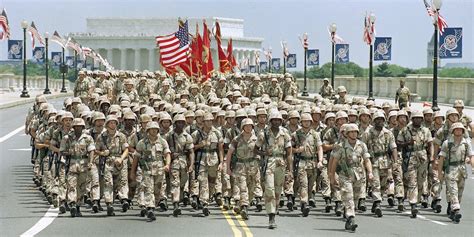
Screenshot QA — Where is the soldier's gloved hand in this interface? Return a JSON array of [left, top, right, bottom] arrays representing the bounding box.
[[465, 157, 471, 164], [218, 163, 223, 172], [164, 164, 170, 173], [317, 162, 323, 169], [87, 163, 93, 170], [102, 150, 110, 156]]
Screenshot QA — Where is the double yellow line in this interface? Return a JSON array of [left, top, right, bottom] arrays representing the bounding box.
[[221, 208, 253, 237]]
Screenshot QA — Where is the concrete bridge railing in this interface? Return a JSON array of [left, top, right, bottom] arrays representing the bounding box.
[[0, 74, 75, 93]]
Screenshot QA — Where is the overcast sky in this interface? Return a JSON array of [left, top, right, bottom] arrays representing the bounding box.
[[1, 0, 472, 69]]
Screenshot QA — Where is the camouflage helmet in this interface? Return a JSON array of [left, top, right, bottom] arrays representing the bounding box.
[[397, 110, 409, 118], [240, 118, 254, 130], [434, 111, 444, 119], [450, 122, 465, 133], [203, 113, 214, 121], [62, 112, 74, 121], [347, 109, 358, 117], [72, 118, 86, 127], [123, 111, 136, 120], [288, 110, 300, 119], [344, 124, 359, 134], [411, 110, 424, 119], [445, 109, 459, 118], [225, 110, 236, 118], [256, 108, 267, 116], [388, 111, 398, 119], [337, 86, 347, 93], [359, 108, 371, 117], [236, 109, 248, 118], [311, 107, 321, 114], [173, 114, 186, 123], [71, 97, 82, 104], [373, 111, 386, 121], [184, 110, 195, 118], [105, 115, 119, 125], [195, 109, 205, 117], [146, 121, 160, 131], [140, 114, 152, 123], [268, 111, 283, 120], [324, 112, 336, 121], [335, 111, 348, 121], [300, 113, 312, 121], [47, 117, 57, 124], [36, 95, 47, 103], [92, 112, 106, 122], [453, 100, 464, 108], [160, 112, 172, 122]]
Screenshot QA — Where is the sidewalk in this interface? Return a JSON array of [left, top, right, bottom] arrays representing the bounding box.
[[298, 93, 474, 119], [0, 90, 73, 109]]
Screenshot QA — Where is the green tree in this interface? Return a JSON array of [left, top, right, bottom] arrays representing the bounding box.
[[375, 62, 392, 77]]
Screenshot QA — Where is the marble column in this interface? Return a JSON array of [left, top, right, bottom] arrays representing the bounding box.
[[120, 48, 127, 70], [148, 48, 156, 71], [107, 48, 113, 66], [134, 48, 141, 70]]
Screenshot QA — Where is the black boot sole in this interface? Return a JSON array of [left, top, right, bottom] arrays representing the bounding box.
[[375, 208, 383, 217], [122, 202, 129, 212], [203, 207, 210, 216], [256, 204, 263, 212], [411, 209, 418, 218], [309, 200, 316, 208], [70, 207, 77, 218], [453, 213, 462, 224], [435, 204, 442, 213], [302, 207, 310, 217], [173, 208, 181, 217]]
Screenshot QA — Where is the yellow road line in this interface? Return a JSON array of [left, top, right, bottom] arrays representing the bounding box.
[[221, 208, 243, 237], [235, 214, 253, 237]]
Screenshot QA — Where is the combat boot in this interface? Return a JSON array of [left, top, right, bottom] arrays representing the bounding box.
[[173, 202, 181, 217], [324, 197, 332, 213], [433, 199, 442, 213], [240, 205, 249, 220], [421, 195, 428, 208], [159, 199, 168, 211], [374, 201, 383, 217], [106, 203, 115, 216], [309, 193, 316, 208], [191, 196, 198, 209], [121, 199, 129, 212], [334, 201, 342, 216], [357, 198, 366, 212], [345, 216, 358, 232], [215, 193, 223, 206], [65, 202, 70, 211], [182, 191, 190, 206], [451, 210, 462, 224], [446, 202, 451, 215], [279, 194, 285, 208], [255, 197, 263, 212], [387, 195, 395, 207], [76, 205, 82, 217], [301, 203, 310, 217], [92, 200, 99, 213], [140, 206, 147, 217], [410, 204, 418, 218], [69, 202, 77, 217], [286, 195, 294, 211], [202, 204, 210, 216], [147, 208, 156, 221], [52, 194, 58, 208], [59, 201, 66, 214], [233, 200, 241, 214], [98, 201, 104, 211], [268, 213, 277, 229], [397, 198, 404, 213], [222, 197, 230, 210]]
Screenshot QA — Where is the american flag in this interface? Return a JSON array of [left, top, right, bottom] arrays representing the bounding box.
[[263, 47, 272, 61], [0, 8, 10, 40], [28, 21, 44, 48], [281, 41, 289, 58], [298, 33, 309, 49], [51, 31, 68, 48], [81, 46, 92, 59], [66, 38, 82, 55], [423, 0, 448, 34], [328, 28, 344, 44], [363, 12, 376, 45], [255, 51, 260, 65], [156, 20, 191, 68]]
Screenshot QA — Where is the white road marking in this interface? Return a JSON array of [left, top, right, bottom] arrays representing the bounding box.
[[9, 148, 31, 151], [20, 206, 58, 237], [403, 211, 448, 226], [0, 125, 25, 143]]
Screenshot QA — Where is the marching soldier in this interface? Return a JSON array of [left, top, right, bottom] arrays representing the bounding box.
[[329, 124, 374, 232], [395, 79, 411, 109], [319, 78, 333, 99]]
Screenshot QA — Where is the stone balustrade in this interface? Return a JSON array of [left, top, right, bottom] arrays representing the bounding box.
[[296, 75, 474, 106], [0, 74, 75, 93]]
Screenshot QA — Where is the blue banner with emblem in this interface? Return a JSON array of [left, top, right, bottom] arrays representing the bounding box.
[[249, 65, 256, 73], [271, 58, 281, 71], [286, 54, 296, 68], [66, 56, 75, 68], [76, 59, 84, 69], [335, 44, 349, 64], [259, 61, 268, 73], [51, 52, 63, 67], [7, 40, 23, 60], [307, 49, 319, 66], [32, 47, 45, 64], [374, 37, 392, 61], [439, 27, 462, 59]]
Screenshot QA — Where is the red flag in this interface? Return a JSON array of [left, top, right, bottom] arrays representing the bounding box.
[[201, 21, 214, 82], [215, 21, 230, 73], [227, 38, 237, 69], [192, 24, 203, 78]]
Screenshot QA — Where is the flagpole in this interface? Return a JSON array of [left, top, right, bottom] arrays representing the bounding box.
[[60, 47, 67, 93], [74, 50, 78, 80], [302, 47, 308, 96], [283, 56, 286, 74], [20, 20, 30, 98], [432, 22, 439, 111], [368, 13, 376, 101], [43, 32, 51, 94]]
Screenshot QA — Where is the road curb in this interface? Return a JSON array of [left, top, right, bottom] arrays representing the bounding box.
[[0, 92, 73, 110]]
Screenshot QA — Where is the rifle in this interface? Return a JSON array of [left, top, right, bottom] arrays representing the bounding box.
[[293, 130, 305, 178], [54, 152, 61, 178], [194, 130, 203, 180], [336, 147, 350, 177], [260, 129, 270, 181], [30, 137, 36, 164], [47, 150, 54, 171], [443, 142, 454, 174], [64, 155, 71, 176], [99, 134, 109, 178]]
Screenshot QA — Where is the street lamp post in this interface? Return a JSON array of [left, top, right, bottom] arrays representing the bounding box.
[[20, 20, 30, 98], [43, 32, 51, 94], [368, 13, 376, 101], [302, 33, 309, 96], [268, 47, 272, 73], [431, 0, 442, 111], [329, 23, 337, 89], [60, 46, 67, 93]]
